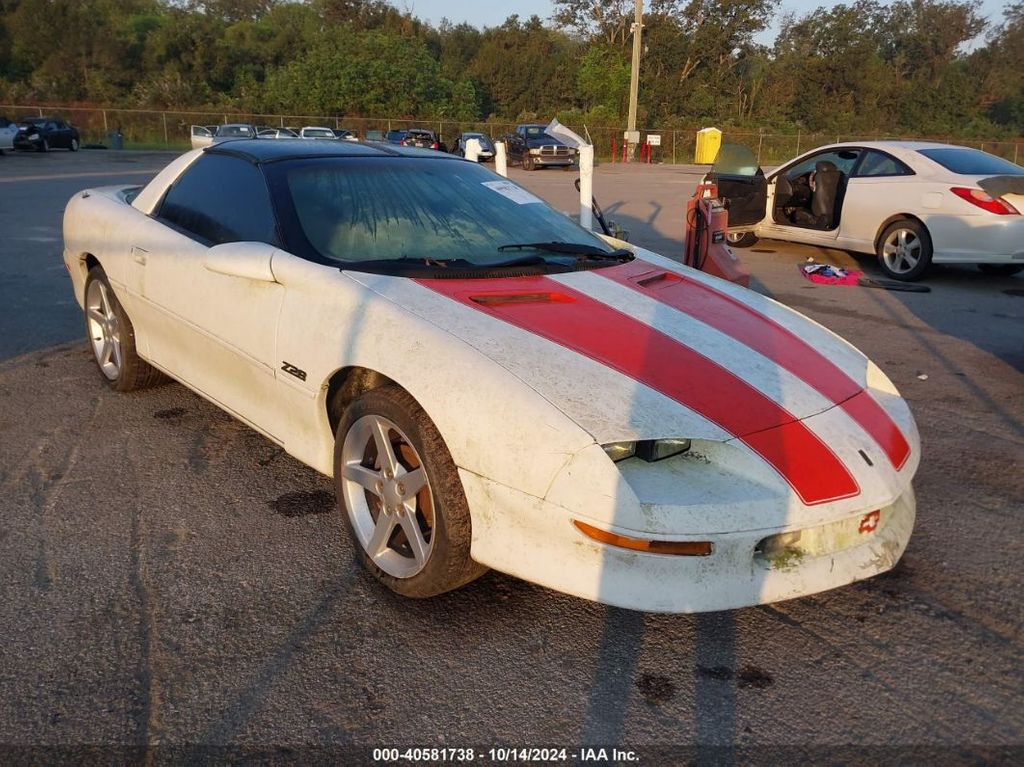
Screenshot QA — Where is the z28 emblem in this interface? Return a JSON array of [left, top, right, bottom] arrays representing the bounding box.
[[280, 362, 307, 381]]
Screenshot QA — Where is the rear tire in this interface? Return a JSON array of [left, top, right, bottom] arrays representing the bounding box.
[[726, 231, 759, 248], [977, 264, 1023, 277], [84, 266, 164, 392], [877, 219, 932, 281], [334, 384, 487, 598]]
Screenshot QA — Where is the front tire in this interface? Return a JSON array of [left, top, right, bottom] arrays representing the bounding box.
[[726, 231, 759, 248], [523, 154, 536, 171], [38, 137, 49, 153], [84, 266, 163, 391], [977, 264, 1023, 277], [334, 384, 486, 598], [70, 137, 79, 152], [877, 219, 933, 281]]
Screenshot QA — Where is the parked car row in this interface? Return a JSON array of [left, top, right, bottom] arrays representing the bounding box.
[[376, 126, 574, 169], [0, 115, 81, 153], [190, 124, 359, 149], [183, 123, 573, 169]]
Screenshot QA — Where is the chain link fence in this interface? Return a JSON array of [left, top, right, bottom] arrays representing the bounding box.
[[2, 104, 1021, 166]]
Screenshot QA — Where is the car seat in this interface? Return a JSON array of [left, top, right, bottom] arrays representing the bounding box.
[[811, 160, 841, 228]]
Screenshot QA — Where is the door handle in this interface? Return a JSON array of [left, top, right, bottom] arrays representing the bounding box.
[[131, 246, 148, 265]]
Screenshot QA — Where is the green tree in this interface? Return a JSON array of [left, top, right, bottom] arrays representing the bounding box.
[[576, 44, 630, 114], [469, 15, 579, 118], [262, 27, 448, 117]]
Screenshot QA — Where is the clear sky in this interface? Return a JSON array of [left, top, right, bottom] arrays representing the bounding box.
[[405, 0, 1009, 47]]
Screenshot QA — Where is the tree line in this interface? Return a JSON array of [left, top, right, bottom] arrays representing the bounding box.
[[0, 0, 1021, 137]]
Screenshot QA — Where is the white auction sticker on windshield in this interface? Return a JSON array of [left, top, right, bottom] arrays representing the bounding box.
[[482, 180, 543, 205]]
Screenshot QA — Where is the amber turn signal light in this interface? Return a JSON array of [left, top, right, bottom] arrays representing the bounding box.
[[573, 520, 713, 556]]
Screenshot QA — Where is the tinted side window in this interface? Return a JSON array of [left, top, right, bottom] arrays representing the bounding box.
[[157, 154, 278, 246], [855, 150, 913, 177]]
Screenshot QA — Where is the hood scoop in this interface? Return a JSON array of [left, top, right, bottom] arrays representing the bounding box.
[[470, 291, 575, 306], [634, 271, 683, 289]]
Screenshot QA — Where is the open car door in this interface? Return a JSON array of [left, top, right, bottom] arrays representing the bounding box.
[[706, 144, 767, 228], [190, 125, 213, 150]]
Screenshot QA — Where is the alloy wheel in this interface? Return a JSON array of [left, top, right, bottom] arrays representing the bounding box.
[[86, 278, 122, 380], [881, 228, 922, 275], [340, 414, 435, 578]]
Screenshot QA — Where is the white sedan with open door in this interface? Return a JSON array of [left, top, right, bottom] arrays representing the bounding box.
[[63, 139, 920, 613], [711, 141, 1024, 280]]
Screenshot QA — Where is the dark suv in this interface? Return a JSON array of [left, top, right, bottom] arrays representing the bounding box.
[[401, 129, 447, 152]]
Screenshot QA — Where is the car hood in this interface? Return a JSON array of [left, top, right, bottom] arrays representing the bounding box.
[[350, 246, 912, 443], [526, 134, 568, 148]]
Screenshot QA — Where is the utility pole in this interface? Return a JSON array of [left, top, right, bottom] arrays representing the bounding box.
[[625, 0, 644, 161]]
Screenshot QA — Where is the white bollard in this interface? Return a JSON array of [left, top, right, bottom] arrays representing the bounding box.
[[495, 141, 508, 177], [465, 137, 482, 163], [578, 144, 594, 231]]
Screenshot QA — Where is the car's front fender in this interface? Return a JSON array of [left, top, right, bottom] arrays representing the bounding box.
[[269, 251, 596, 498]]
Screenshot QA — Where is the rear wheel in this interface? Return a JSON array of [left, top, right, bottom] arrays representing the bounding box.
[[977, 264, 1023, 277], [84, 267, 163, 391], [334, 384, 486, 598], [877, 219, 932, 281], [726, 231, 759, 248]]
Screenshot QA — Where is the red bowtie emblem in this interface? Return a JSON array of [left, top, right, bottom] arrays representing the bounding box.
[[859, 510, 881, 534]]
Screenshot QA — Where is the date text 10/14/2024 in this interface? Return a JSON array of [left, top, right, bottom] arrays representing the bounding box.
[[372, 747, 641, 763]]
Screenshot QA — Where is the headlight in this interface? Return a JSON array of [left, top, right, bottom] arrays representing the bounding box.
[[602, 439, 692, 463], [866, 360, 899, 396], [529, 148, 542, 155]]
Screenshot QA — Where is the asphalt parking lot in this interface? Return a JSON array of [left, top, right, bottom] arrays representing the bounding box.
[[0, 149, 1021, 759]]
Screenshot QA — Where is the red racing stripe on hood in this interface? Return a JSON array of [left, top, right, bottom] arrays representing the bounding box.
[[600, 260, 911, 470], [417, 275, 859, 506]]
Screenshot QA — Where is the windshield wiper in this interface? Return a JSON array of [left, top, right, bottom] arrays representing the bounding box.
[[498, 241, 632, 260]]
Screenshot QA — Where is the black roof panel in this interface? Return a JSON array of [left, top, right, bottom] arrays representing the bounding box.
[[205, 138, 460, 164]]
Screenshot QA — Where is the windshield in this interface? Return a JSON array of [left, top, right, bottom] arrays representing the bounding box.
[[276, 157, 614, 267], [918, 147, 1024, 176], [524, 126, 546, 139], [304, 128, 335, 138], [711, 144, 761, 177]]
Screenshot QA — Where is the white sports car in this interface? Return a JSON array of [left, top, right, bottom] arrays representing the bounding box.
[[62, 140, 919, 613], [713, 141, 1024, 280]]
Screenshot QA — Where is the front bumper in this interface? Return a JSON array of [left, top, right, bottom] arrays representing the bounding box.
[[463, 470, 915, 613], [13, 135, 42, 150], [531, 155, 575, 167]]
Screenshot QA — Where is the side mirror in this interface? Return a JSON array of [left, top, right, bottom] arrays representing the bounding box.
[[203, 241, 278, 282]]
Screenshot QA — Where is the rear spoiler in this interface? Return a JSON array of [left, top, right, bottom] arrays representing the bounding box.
[[978, 176, 1024, 197]]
